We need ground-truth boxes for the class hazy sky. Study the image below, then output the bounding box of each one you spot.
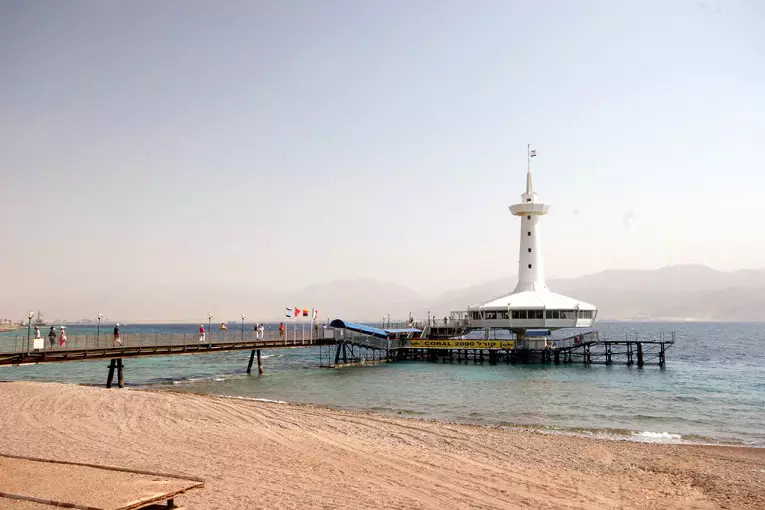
[2,0,764,319]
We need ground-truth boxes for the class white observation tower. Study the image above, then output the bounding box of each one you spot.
[460,145,597,348]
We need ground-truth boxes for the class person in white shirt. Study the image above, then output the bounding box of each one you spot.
[33,326,43,351]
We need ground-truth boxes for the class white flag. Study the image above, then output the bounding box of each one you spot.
[529,149,537,157]
[285,307,292,318]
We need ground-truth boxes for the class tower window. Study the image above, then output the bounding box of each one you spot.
[527,231,531,236]
[528,248,532,253]
[526,199,531,202]
[527,215,531,220]
[528,264,532,269]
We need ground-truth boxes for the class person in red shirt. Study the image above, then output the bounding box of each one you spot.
[279,322,285,339]
[199,324,206,343]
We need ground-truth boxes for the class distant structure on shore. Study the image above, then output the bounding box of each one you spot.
[458,146,597,348]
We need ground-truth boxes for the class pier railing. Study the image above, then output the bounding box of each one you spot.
[332,329,408,351]
[550,330,600,349]
[0,327,330,355]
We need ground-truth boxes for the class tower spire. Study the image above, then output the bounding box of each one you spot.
[526,144,535,194]
[510,144,548,292]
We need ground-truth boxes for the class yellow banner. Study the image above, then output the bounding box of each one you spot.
[408,339,515,349]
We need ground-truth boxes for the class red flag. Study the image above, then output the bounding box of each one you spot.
[294,306,300,317]
[302,308,309,317]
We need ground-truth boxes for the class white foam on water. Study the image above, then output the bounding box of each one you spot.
[172,376,229,385]
[221,395,288,404]
[632,431,682,441]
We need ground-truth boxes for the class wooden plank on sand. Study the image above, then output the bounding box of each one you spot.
[0,453,204,510]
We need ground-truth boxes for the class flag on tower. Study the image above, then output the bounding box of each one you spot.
[285,307,292,318]
[302,308,309,317]
[312,308,318,320]
[529,148,537,157]
[294,306,300,318]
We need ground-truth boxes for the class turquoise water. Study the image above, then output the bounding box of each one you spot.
[2,322,763,446]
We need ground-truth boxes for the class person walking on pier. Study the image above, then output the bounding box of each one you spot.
[257,323,265,340]
[33,326,42,351]
[47,326,56,349]
[279,322,285,339]
[58,327,67,348]
[113,323,121,347]
[199,324,206,343]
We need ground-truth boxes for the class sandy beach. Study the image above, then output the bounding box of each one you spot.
[0,382,763,509]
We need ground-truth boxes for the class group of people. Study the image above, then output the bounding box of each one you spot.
[198,322,266,343]
[30,324,122,350]
[33,326,66,349]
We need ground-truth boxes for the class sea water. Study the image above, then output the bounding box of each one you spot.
[1,321,763,446]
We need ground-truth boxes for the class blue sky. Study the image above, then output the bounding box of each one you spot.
[1,0,764,318]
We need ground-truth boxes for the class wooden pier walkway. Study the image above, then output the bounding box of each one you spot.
[0,333,335,388]
[0,337,334,367]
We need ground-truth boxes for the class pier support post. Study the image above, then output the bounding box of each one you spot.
[489,350,498,365]
[257,349,264,374]
[659,343,665,367]
[636,342,644,368]
[106,359,116,388]
[553,350,560,365]
[247,350,256,374]
[117,358,124,388]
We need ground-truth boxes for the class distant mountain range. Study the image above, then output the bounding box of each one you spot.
[8,265,764,323]
[296,265,765,322]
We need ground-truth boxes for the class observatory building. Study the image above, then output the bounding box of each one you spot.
[461,148,597,348]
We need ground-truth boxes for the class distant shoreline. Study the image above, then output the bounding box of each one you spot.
[11,318,762,325]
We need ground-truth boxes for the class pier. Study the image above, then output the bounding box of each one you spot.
[1,321,676,388]
[0,330,334,387]
[323,320,675,368]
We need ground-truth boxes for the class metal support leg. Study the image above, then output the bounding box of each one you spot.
[117,358,124,388]
[106,359,116,388]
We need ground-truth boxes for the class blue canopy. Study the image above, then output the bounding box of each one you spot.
[329,319,421,339]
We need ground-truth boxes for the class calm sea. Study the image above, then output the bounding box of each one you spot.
[2,321,763,446]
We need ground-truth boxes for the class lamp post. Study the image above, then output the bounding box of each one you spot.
[208,313,213,343]
[26,311,34,354]
[241,314,245,341]
[97,313,102,346]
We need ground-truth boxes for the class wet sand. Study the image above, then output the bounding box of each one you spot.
[0,381,763,509]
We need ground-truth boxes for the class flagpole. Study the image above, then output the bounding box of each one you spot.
[527,143,530,174]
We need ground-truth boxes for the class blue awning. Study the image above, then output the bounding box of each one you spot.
[329,319,421,339]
